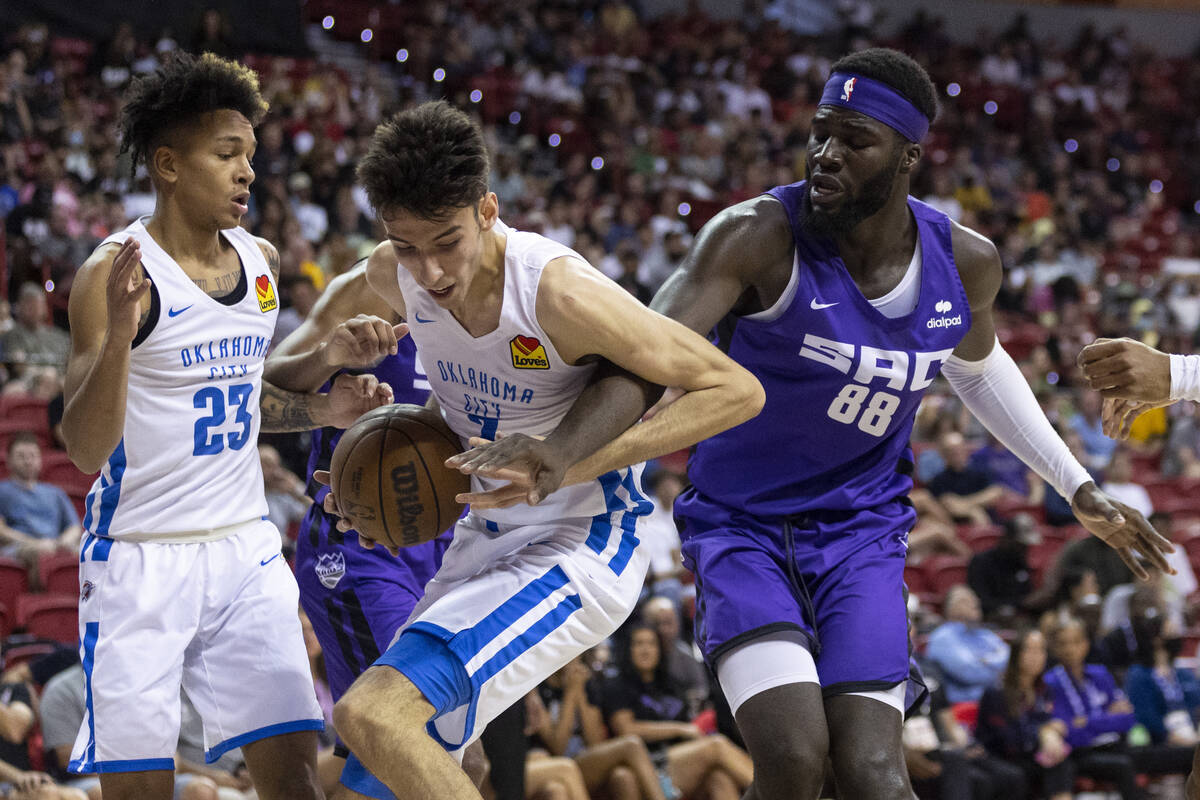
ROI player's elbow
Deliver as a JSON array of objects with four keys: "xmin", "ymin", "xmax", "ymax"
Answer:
[
  {"xmin": 63, "ymin": 430, "xmax": 106, "ymax": 475},
  {"xmin": 728, "ymin": 368, "xmax": 766, "ymax": 423}
]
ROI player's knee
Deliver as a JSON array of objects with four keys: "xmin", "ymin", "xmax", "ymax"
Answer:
[
  {"xmin": 749, "ymin": 729, "xmax": 826, "ymax": 796},
  {"xmin": 834, "ymin": 744, "xmax": 907, "ymax": 798},
  {"xmin": 335, "ymin": 667, "xmax": 429, "ymax": 747}
]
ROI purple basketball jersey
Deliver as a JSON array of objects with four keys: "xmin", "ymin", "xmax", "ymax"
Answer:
[{"xmin": 685, "ymin": 181, "xmax": 970, "ymax": 516}]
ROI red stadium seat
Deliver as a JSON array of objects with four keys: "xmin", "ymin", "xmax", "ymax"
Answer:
[
  {"xmin": 993, "ymin": 496, "xmax": 1045, "ymax": 523},
  {"xmin": 951, "ymin": 700, "xmax": 979, "ymax": 733},
  {"xmin": 924, "ymin": 556, "xmax": 969, "ymax": 598},
  {"xmin": 0, "ymin": 602, "xmax": 8, "ymax": 638},
  {"xmin": 41, "ymin": 458, "xmax": 97, "ymax": 497},
  {"xmin": 903, "ymin": 564, "xmax": 930, "ymax": 597},
  {"xmin": 0, "ymin": 395, "xmax": 50, "ymax": 437},
  {"xmin": 0, "ymin": 419, "xmax": 52, "ymax": 452},
  {"xmin": 38, "ymin": 552, "xmax": 79, "ymax": 596},
  {"xmin": 0, "ymin": 557, "xmax": 29, "ymax": 615},
  {"xmin": 959, "ymin": 524, "xmax": 1002, "ymax": 552},
  {"xmin": 67, "ymin": 489, "xmax": 88, "ymax": 521},
  {"xmin": 16, "ymin": 594, "xmax": 78, "ymax": 645}
]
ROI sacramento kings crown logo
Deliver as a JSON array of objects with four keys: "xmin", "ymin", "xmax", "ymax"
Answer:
[{"xmin": 315, "ymin": 552, "xmax": 346, "ymax": 589}]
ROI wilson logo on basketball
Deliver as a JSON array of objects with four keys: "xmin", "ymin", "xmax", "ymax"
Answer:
[
  {"xmin": 510, "ymin": 335, "xmax": 550, "ymax": 369},
  {"xmin": 391, "ymin": 462, "xmax": 426, "ymax": 546},
  {"xmin": 255, "ymin": 274, "xmax": 278, "ymax": 313}
]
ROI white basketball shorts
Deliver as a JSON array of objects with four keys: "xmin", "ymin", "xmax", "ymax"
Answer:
[
  {"xmin": 69, "ymin": 518, "xmax": 323, "ymax": 774},
  {"xmin": 383, "ymin": 510, "xmax": 647, "ymax": 751}
]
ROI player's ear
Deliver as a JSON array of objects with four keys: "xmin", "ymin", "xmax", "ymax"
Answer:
[
  {"xmin": 898, "ymin": 142, "xmax": 922, "ymax": 175},
  {"xmin": 477, "ymin": 192, "xmax": 499, "ymax": 232},
  {"xmin": 151, "ymin": 144, "xmax": 179, "ymax": 187}
]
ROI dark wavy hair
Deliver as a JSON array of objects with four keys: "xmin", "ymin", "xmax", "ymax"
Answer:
[
  {"xmin": 356, "ymin": 101, "xmax": 490, "ymax": 221},
  {"xmin": 118, "ymin": 51, "xmax": 268, "ymax": 179},
  {"xmin": 618, "ymin": 621, "xmax": 673, "ymax": 691},
  {"xmin": 1001, "ymin": 627, "xmax": 1048, "ymax": 717},
  {"xmin": 830, "ymin": 48, "xmax": 939, "ymax": 127}
]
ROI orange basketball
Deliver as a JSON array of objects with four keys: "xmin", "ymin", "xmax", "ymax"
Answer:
[{"xmin": 329, "ymin": 404, "xmax": 468, "ymax": 547}]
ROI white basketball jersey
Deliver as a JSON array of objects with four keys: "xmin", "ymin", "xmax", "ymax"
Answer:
[
  {"xmin": 82, "ymin": 219, "xmax": 277, "ymax": 539},
  {"xmin": 397, "ymin": 221, "xmax": 646, "ymax": 527}
]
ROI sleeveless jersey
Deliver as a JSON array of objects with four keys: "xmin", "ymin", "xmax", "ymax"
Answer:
[
  {"xmin": 396, "ymin": 221, "xmax": 646, "ymax": 527},
  {"xmin": 687, "ymin": 182, "xmax": 970, "ymax": 516},
  {"xmin": 82, "ymin": 219, "xmax": 277, "ymax": 538}
]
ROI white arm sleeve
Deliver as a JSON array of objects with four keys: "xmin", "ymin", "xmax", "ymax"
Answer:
[
  {"xmin": 1170, "ymin": 354, "xmax": 1200, "ymax": 402},
  {"xmin": 940, "ymin": 340, "xmax": 1092, "ymax": 501}
]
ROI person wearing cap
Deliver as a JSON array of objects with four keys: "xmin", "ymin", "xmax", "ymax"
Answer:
[{"xmin": 452, "ymin": 47, "xmax": 1174, "ymax": 799}]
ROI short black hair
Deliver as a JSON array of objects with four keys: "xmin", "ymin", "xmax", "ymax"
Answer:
[
  {"xmin": 830, "ymin": 48, "xmax": 939, "ymax": 127},
  {"xmin": 119, "ymin": 51, "xmax": 268, "ymax": 178},
  {"xmin": 7, "ymin": 431, "xmax": 39, "ymax": 455},
  {"xmin": 357, "ymin": 101, "xmax": 489, "ymax": 221}
]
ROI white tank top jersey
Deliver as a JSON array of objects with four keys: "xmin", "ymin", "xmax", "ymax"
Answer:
[
  {"xmin": 82, "ymin": 218, "xmax": 276, "ymax": 540},
  {"xmin": 396, "ymin": 220, "xmax": 646, "ymax": 527}
]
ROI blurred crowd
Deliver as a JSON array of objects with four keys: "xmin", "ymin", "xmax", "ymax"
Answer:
[{"xmin": 3, "ymin": 0, "xmax": 1200, "ymax": 797}]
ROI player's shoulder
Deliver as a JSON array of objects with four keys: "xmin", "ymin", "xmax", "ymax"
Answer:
[
  {"xmin": 321, "ymin": 261, "xmax": 393, "ymax": 319},
  {"xmin": 689, "ymin": 195, "xmax": 793, "ymax": 278},
  {"xmin": 251, "ymin": 235, "xmax": 281, "ymax": 280},
  {"xmin": 948, "ymin": 219, "xmax": 1002, "ymax": 306}
]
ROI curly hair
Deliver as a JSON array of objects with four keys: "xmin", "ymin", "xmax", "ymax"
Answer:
[
  {"xmin": 831, "ymin": 48, "xmax": 939, "ymax": 126},
  {"xmin": 118, "ymin": 51, "xmax": 268, "ymax": 178},
  {"xmin": 357, "ymin": 101, "xmax": 490, "ymax": 221}
]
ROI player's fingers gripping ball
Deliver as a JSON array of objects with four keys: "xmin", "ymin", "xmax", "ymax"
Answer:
[{"xmin": 329, "ymin": 404, "xmax": 469, "ymax": 548}]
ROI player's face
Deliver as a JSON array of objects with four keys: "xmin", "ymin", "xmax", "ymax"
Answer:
[
  {"xmin": 802, "ymin": 106, "xmax": 907, "ymax": 237},
  {"xmin": 162, "ymin": 109, "xmax": 256, "ymax": 229},
  {"xmin": 383, "ymin": 194, "xmax": 499, "ymax": 310}
]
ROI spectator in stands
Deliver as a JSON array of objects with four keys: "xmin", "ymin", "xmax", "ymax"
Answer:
[
  {"xmin": 638, "ymin": 471, "xmax": 687, "ymax": 605},
  {"xmin": 1150, "ymin": 511, "xmax": 1198, "ymax": 610},
  {"xmin": 272, "ymin": 273, "xmax": 322, "ymax": 347},
  {"xmin": 1125, "ymin": 612, "xmax": 1200, "ymax": 748},
  {"xmin": 1045, "ymin": 617, "xmax": 1141, "ymax": 799},
  {"xmin": 1070, "ymin": 391, "xmax": 1118, "ymax": 472},
  {"xmin": 1048, "ymin": 527, "xmax": 1133, "ymax": 597},
  {"xmin": 1100, "ymin": 449, "xmax": 1153, "ymax": 520},
  {"xmin": 1096, "ymin": 585, "xmax": 1166, "ymax": 681},
  {"xmin": 0, "ymin": 285, "xmax": 70, "ymax": 374},
  {"xmin": 927, "ymin": 585, "xmax": 1010, "ymax": 703},
  {"xmin": 602, "ymin": 622, "xmax": 753, "ymax": 800},
  {"xmin": 0, "ymin": 432, "xmax": 81, "ymax": 568},
  {"xmin": 968, "ymin": 512, "xmax": 1039, "ymax": 622},
  {"xmin": 976, "ymin": 629, "xmax": 1074, "ymax": 800},
  {"xmin": 527, "ymin": 656, "xmax": 667, "ymax": 800},
  {"xmin": 905, "ymin": 664, "xmax": 1028, "ymax": 800},
  {"xmin": 926, "ymin": 432, "xmax": 1005, "ymax": 524},
  {"xmin": 969, "ymin": 433, "xmax": 1045, "ymax": 505},
  {"xmin": 0, "ymin": 677, "xmax": 72, "ymax": 800},
  {"xmin": 906, "ymin": 487, "xmax": 972, "ymax": 563},
  {"xmin": 641, "ymin": 597, "xmax": 709, "ymax": 716}
]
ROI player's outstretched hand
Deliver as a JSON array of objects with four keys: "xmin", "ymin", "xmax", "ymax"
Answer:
[
  {"xmin": 1078, "ymin": 337, "xmax": 1172, "ymax": 402},
  {"xmin": 1101, "ymin": 396, "xmax": 1177, "ymax": 440},
  {"xmin": 325, "ymin": 315, "xmax": 408, "ymax": 369},
  {"xmin": 1071, "ymin": 482, "xmax": 1175, "ymax": 580},
  {"xmin": 312, "ymin": 469, "xmax": 401, "ymax": 556},
  {"xmin": 445, "ymin": 433, "xmax": 565, "ymax": 509},
  {"xmin": 323, "ymin": 373, "xmax": 394, "ymax": 429},
  {"xmin": 107, "ymin": 237, "xmax": 151, "ymax": 343}
]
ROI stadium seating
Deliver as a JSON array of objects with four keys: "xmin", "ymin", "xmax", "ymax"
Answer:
[
  {"xmin": 0, "ymin": 556, "xmax": 29, "ymax": 615},
  {"xmin": 38, "ymin": 551, "xmax": 79, "ymax": 596},
  {"xmin": 15, "ymin": 594, "xmax": 78, "ymax": 645}
]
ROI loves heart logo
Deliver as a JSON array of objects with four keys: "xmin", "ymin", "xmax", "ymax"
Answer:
[
  {"xmin": 256, "ymin": 274, "xmax": 278, "ymax": 313},
  {"xmin": 510, "ymin": 334, "xmax": 550, "ymax": 369}
]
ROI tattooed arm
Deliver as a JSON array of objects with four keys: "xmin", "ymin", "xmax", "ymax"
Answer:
[
  {"xmin": 256, "ymin": 237, "xmax": 281, "ymax": 282},
  {"xmin": 260, "ymin": 375, "xmax": 393, "ymax": 433}
]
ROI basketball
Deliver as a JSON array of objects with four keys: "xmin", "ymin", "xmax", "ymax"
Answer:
[{"xmin": 329, "ymin": 404, "xmax": 469, "ymax": 548}]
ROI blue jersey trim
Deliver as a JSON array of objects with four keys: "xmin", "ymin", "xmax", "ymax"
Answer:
[
  {"xmin": 470, "ymin": 593, "xmax": 582, "ymax": 689},
  {"xmin": 87, "ymin": 439, "xmax": 126, "ymax": 536},
  {"xmin": 71, "ymin": 622, "xmax": 100, "ymax": 774},
  {"xmin": 450, "ymin": 565, "xmax": 570, "ymax": 663},
  {"xmin": 606, "ymin": 512, "xmax": 641, "ymax": 576},
  {"xmin": 585, "ymin": 469, "xmax": 626, "ymax": 554},
  {"xmin": 340, "ymin": 753, "xmax": 397, "ymax": 799},
  {"xmin": 71, "ymin": 757, "xmax": 176, "ymax": 774},
  {"xmin": 205, "ymin": 719, "xmax": 325, "ymax": 764}
]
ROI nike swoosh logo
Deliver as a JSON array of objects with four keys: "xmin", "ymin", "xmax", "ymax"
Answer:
[
  {"xmin": 413, "ymin": 313, "xmax": 435, "ymax": 324},
  {"xmin": 259, "ymin": 553, "xmax": 280, "ymax": 566},
  {"xmin": 810, "ymin": 299, "xmax": 838, "ymax": 310},
  {"xmin": 168, "ymin": 304, "xmax": 194, "ymax": 317}
]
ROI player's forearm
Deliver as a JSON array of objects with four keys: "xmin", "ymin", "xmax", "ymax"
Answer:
[
  {"xmin": 942, "ymin": 342, "xmax": 1090, "ymax": 500},
  {"xmin": 563, "ymin": 373, "xmax": 763, "ymax": 486},
  {"xmin": 263, "ymin": 342, "xmax": 340, "ymax": 393},
  {"xmin": 544, "ymin": 361, "xmax": 662, "ymax": 473},
  {"xmin": 259, "ymin": 381, "xmax": 332, "ymax": 432},
  {"xmin": 63, "ymin": 337, "xmax": 132, "ymax": 473}
]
